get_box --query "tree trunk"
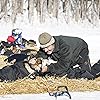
[28,0,34,23]
[0,0,8,21]
[40,0,47,23]
[17,0,23,14]
[47,0,53,14]
[11,0,17,23]
[53,0,59,18]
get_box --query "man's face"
[42,44,55,55]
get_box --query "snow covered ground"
[0,18,100,99]
[0,91,100,100]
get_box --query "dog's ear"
[28,40,36,45]
[22,38,28,42]
[22,38,29,45]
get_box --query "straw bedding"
[0,55,100,95]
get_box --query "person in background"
[6,28,24,54]
[35,32,95,79]
[7,28,25,48]
[12,28,24,48]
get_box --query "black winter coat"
[36,35,89,76]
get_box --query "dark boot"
[91,60,100,78]
[80,59,91,73]
[81,70,95,80]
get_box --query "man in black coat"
[36,32,94,79]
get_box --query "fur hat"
[38,32,55,48]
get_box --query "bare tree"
[28,0,34,23]
[11,0,17,23]
[17,0,23,14]
[0,0,100,24]
[0,0,7,12]
[98,0,100,19]
[53,0,59,18]
[11,0,23,23]
[47,0,53,14]
[61,0,68,13]
[0,0,8,21]
[40,0,47,23]
[36,0,41,16]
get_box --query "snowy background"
[1,20,100,64]
[0,91,100,100]
[0,15,100,99]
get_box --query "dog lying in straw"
[0,55,56,82]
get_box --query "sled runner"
[49,86,71,99]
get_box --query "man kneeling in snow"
[35,32,95,80]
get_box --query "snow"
[1,21,100,64]
[0,16,100,99]
[0,91,100,100]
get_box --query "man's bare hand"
[41,66,48,72]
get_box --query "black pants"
[77,48,91,72]
[67,48,94,79]
[0,62,29,82]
